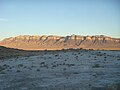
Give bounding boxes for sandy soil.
[0,50,120,90]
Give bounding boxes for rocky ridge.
[0,35,120,50]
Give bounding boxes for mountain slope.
[0,35,120,50]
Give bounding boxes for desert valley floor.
[0,50,120,90]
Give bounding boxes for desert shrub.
[103,53,106,55]
[0,64,9,72]
[31,65,35,68]
[63,63,65,65]
[66,64,75,67]
[104,56,107,58]
[36,69,40,71]
[70,64,75,66]
[18,64,23,67]
[104,59,106,61]
[52,65,56,67]
[63,68,66,71]
[107,83,120,90]
[73,72,79,74]
[117,58,120,60]
[40,62,45,65]
[80,48,83,50]
[55,54,59,57]
[92,64,100,68]
[24,66,27,68]
[48,57,51,59]
[16,70,20,72]
[89,49,93,50]
[41,64,48,68]
[9,67,12,69]
[61,49,65,51]
[89,56,91,57]
[0,66,4,72]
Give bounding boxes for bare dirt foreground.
[0,50,120,90]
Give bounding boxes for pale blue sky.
[0,0,120,40]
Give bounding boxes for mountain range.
[0,35,120,50]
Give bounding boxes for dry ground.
[0,47,120,90]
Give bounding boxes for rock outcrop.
[0,35,120,50]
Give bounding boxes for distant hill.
[0,35,120,50]
[0,46,32,59]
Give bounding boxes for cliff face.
[0,35,120,50]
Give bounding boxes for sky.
[0,0,120,40]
